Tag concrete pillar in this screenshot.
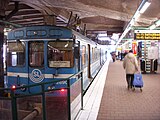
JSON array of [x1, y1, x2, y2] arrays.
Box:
[[44, 15, 56, 25], [0, 0, 9, 96]]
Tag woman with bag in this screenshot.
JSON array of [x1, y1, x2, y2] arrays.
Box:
[[123, 50, 139, 90]]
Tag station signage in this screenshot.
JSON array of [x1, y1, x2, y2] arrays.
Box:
[[134, 30, 160, 40]]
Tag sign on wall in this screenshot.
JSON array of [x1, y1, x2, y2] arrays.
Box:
[[134, 30, 160, 40]]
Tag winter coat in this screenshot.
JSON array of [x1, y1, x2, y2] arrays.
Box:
[[123, 52, 139, 74]]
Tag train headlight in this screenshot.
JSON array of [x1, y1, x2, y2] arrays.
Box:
[[60, 89, 65, 92], [11, 85, 16, 90]]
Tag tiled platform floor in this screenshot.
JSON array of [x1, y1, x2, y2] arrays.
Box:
[[76, 57, 160, 120], [97, 61, 160, 120]]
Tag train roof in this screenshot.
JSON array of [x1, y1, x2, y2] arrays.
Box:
[[72, 30, 98, 46], [7, 25, 73, 40], [7, 25, 99, 46]]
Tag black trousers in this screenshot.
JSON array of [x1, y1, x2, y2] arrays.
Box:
[[126, 74, 134, 88]]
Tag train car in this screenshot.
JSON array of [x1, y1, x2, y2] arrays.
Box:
[[6, 25, 107, 95], [4, 25, 107, 120]]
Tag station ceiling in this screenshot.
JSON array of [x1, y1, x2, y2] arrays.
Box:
[[0, 0, 160, 45]]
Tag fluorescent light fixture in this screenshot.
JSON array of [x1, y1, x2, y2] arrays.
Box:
[[155, 20, 160, 26], [98, 36, 110, 41], [134, 12, 141, 21], [98, 33, 107, 37], [139, 1, 151, 14], [149, 24, 156, 30], [111, 33, 120, 40], [115, 0, 151, 48], [115, 27, 131, 48], [149, 19, 160, 30], [111, 40, 116, 45], [130, 19, 134, 26], [97, 33, 109, 40]]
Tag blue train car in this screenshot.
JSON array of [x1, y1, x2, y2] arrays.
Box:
[[6, 25, 107, 95]]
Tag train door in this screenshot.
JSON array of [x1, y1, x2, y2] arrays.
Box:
[[28, 41, 45, 93], [87, 44, 91, 78], [7, 41, 27, 92], [74, 41, 80, 72]]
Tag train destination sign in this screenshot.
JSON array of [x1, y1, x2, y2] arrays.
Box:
[[134, 30, 160, 40]]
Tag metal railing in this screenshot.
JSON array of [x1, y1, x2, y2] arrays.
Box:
[[0, 70, 83, 120]]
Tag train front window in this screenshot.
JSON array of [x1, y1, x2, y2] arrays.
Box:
[[7, 41, 25, 67], [29, 42, 44, 67], [48, 41, 73, 68]]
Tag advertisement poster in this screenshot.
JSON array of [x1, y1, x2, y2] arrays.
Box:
[[132, 41, 137, 55]]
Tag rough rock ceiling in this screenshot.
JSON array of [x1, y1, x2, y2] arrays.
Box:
[[0, 0, 160, 45]]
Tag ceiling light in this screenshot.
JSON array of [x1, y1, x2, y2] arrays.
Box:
[[115, 0, 151, 48], [139, 1, 151, 14], [98, 33, 107, 37], [155, 20, 160, 26], [149, 24, 156, 30], [98, 36, 110, 41], [111, 33, 120, 40], [130, 19, 135, 26], [134, 12, 141, 21], [149, 19, 160, 30]]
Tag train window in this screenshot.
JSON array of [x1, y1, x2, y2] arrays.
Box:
[[7, 41, 25, 67], [27, 30, 47, 36], [29, 41, 44, 67], [48, 41, 73, 68], [95, 49, 100, 60], [49, 29, 63, 36], [14, 30, 24, 38]]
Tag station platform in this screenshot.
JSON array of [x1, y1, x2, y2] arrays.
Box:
[[76, 56, 160, 120]]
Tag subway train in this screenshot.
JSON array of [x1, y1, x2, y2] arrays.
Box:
[[6, 25, 107, 95]]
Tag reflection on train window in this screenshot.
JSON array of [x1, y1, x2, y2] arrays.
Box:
[[29, 41, 44, 67], [82, 46, 86, 66], [94, 48, 99, 61], [97, 49, 100, 60], [48, 41, 73, 68], [7, 41, 25, 67]]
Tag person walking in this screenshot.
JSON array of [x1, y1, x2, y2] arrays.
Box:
[[123, 50, 139, 90], [111, 52, 116, 62]]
